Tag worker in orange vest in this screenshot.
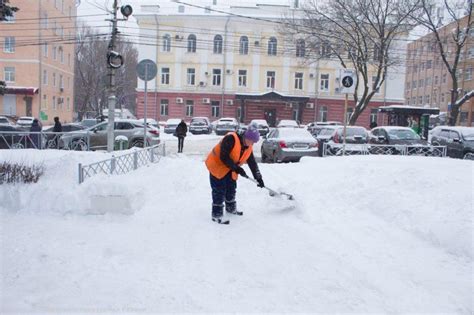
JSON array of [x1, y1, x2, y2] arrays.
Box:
[[205, 126, 264, 224]]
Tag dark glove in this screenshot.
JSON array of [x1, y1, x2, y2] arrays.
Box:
[[235, 166, 248, 178], [256, 177, 265, 188]]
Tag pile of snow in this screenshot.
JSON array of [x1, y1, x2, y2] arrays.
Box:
[[0, 147, 472, 313]]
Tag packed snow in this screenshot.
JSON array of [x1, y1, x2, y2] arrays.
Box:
[[0, 133, 472, 314]]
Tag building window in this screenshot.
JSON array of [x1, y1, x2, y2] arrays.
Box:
[[66, 97, 70, 110], [211, 101, 220, 117], [425, 94, 430, 104], [238, 69, 247, 87], [294, 0, 300, 8], [3, 12, 15, 22], [4, 37, 15, 53], [239, 36, 248, 55], [418, 79, 423, 88], [68, 53, 71, 66], [426, 60, 432, 69], [294, 72, 303, 90], [52, 73, 56, 86], [212, 69, 221, 86], [161, 67, 170, 85], [318, 105, 327, 122], [163, 34, 171, 52], [53, 46, 57, 60], [42, 94, 47, 110], [441, 93, 445, 103], [434, 76, 439, 85], [321, 41, 331, 58], [52, 96, 56, 110], [43, 70, 48, 85], [178, 5, 185, 13], [4, 67, 15, 82], [213, 35, 223, 54], [187, 68, 195, 85], [43, 43, 48, 57], [266, 71, 275, 88], [268, 37, 277, 56], [418, 96, 423, 104], [412, 80, 417, 89], [59, 74, 64, 89], [320, 73, 329, 91], [465, 68, 472, 81], [346, 107, 354, 123], [187, 34, 196, 53], [59, 47, 64, 63], [370, 108, 378, 123], [186, 100, 194, 117], [442, 74, 447, 83], [296, 39, 305, 57], [160, 99, 169, 116], [460, 112, 468, 123]]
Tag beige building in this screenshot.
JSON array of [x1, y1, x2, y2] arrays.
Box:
[[134, 1, 406, 127], [405, 14, 474, 126], [0, 0, 78, 124]]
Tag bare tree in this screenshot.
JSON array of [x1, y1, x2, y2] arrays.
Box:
[[74, 25, 138, 120], [282, 0, 420, 124], [411, 0, 473, 125]]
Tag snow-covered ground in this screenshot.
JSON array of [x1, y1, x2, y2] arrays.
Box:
[[0, 133, 472, 314]]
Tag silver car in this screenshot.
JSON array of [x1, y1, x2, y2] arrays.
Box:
[[215, 118, 239, 135], [261, 128, 318, 163], [60, 119, 160, 151]]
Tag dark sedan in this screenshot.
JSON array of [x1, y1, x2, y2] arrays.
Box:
[[430, 126, 474, 159], [369, 126, 427, 154]]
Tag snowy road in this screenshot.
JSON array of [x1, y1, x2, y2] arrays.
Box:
[[0, 136, 472, 314]]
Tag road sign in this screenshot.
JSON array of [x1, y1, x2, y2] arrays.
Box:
[[136, 59, 157, 81], [339, 69, 357, 94]]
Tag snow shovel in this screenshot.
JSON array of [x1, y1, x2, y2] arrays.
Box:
[[245, 177, 295, 200]]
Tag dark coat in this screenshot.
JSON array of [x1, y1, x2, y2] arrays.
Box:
[[53, 121, 62, 133], [30, 120, 42, 149], [176, 121, 188, 137]]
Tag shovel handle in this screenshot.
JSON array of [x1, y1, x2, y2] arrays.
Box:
[[244, 176, 294, 200]]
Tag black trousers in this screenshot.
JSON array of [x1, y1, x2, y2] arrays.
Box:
[[210, 172, 237, 218], [178, 136, 184, 152]]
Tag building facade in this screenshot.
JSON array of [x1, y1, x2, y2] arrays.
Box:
[[0, 0, 78, 124], [135, 1, 405, 127], [405, 14, 474, 126]]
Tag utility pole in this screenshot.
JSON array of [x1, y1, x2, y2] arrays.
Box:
[[106, 0, 119, 152], [105, 1, 132, 152]]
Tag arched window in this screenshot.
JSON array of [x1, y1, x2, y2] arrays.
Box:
[[187, 34, 197, 53], [58, 46, 64, 63], [268, 37, 277, 56], [296, 39, 305, 57], [239, 36, 249, 55], [213, 35, 223, 54], [163, 34, 171, 52]]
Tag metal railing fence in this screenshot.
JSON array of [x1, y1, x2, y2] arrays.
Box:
[[0, 131, 91, 150], [322, 143, 447, 157], [78, 143, 166, 184]]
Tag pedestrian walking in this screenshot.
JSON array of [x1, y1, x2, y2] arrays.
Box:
[[175, 119, 188, 153], [53, 116, 62, 132], [30, 118, 42, 149], [205, 125, 265, 224]]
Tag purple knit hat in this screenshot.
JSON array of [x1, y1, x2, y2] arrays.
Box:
[[244, 126, 260, 143]]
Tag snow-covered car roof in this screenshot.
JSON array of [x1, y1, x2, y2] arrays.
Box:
[[250, 119, 269, 126], [277, 120, 299, 127], [274, 128, 315, 141], [165, 118, 182, 124]]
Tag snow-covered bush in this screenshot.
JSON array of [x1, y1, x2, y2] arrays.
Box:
[[0, 161, 44, 184]]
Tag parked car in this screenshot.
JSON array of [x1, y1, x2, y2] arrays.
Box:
[[429, 126, 474, 159], [164, 118, 182, 134], [249, 119, 270, 136], [189, 117, 212, 135], [368, 126, 427, 154], [315, 126, 340, 156], [0, 124, 48, 149], [215, 118, 239, 135], [308, 121, 342, 134], [261, 128, 318, 163], [59, 119, 160, 151], [16, 116, 35, 129], [138, 118, 159, 129], [43, 123, 87, 149], [277, 119, 299, 128], [0, 116, 14, 125], [324, 126, 369, 156], [238, 123, 248, 133]]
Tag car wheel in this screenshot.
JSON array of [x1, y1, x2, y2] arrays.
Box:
[[463, 152, 474, 160], [11, 143, 24, 149], [71, 139, 88, 151], [131, 139, 144, 148]]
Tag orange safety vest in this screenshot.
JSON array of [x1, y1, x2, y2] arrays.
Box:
[[205, 132, 253, 180]]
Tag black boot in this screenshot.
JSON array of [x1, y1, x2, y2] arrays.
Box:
[[212, 216, 230, 224]]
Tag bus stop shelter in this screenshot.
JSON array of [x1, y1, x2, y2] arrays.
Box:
[[378, 105, 440, 139]]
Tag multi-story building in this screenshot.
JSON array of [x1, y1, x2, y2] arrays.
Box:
[[134, 1, 405, 127], [405, 14, 474, 126], [0, 0, 78, 124]]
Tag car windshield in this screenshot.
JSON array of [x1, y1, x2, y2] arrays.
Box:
[[387, 129, 420, 140], [0, 118, 9, 124], [191, 119, 207, 125], [462, 129, 474, 140], [218, 119, 234, 124]]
